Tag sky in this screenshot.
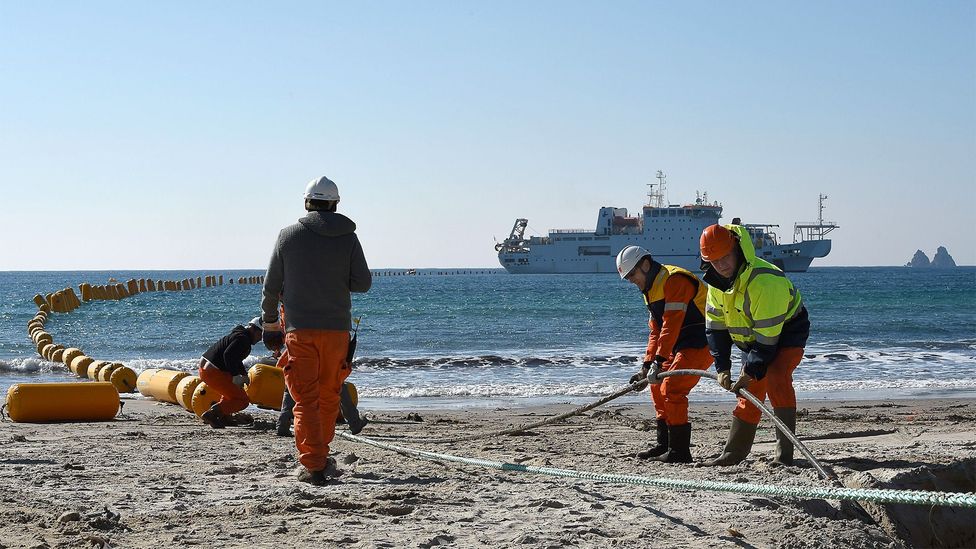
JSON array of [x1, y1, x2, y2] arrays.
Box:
[[1, 1, 974, 269]]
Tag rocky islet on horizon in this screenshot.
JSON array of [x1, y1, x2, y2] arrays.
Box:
[[907, 246, 958, 268]]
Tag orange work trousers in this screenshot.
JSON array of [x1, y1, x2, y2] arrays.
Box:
[[650, 346, 713, 425], [282, 329, 351, 471], [198, 361, 250, 415], [733, 346, 804, 425]]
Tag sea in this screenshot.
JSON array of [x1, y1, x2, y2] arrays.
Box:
[[2, 267, 974, 411]]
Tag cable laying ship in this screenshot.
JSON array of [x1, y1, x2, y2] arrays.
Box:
[[495, 171, 838, 274]]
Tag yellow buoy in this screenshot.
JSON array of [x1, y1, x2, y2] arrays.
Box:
[[61, 348, 84, 367], [97, 362, 121, 382], [87, 360, 112, 380], [190, 382, 220, 417], [141, 369, 189, 404], [5, 382, 119, 423], [35, 338, 53, 356], [32, 294, 46, 308], [174, 375, 202, 410], [108, 365, 137, 393], [43, 344, 64, 361], [39, 343, 55, 360], [245, 364, 285, 410], [136, 368, 161, 396], [50, 348, 66, 363], [33, 332, 52, 347], [68, 355, 95, 377]]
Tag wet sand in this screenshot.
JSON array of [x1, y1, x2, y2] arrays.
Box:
[[1, 396, 974, 548]]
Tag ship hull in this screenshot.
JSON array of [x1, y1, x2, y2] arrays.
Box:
[[499, 239, 831, 274]]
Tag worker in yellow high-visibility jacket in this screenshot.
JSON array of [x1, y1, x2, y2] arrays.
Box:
[[699, 224, 810, 466]]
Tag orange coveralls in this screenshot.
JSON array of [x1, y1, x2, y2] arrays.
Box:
[[645, 274, 713, 426]]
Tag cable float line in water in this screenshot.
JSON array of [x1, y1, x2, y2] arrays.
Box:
[[337, 431, 976, 509]]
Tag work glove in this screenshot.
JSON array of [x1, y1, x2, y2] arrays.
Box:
[[716, 370, 732, 391], [731, 373, 754, 394], [647, 356, 666, 385], [629, 362, 651, 385], [262, 320, 284, 352]]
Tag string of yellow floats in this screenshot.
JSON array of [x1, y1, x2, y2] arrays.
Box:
[[13, 274, 266, 422]]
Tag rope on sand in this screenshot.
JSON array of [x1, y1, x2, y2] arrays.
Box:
[[337, 431, 976, 509], [373, 369, 836, 481]]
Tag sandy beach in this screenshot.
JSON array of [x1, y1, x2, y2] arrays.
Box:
[[1, 396, 974, 549]]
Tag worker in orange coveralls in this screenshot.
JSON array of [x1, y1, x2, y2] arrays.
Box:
[[198, 318, 263, 428], [260, 175, 372, 485], [616, 245, 713, 463]]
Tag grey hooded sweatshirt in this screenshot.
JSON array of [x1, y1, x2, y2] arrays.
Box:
[[261, 211, 371, 331]]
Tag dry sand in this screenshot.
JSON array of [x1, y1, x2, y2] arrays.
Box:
[[1, 396, 974, 549]]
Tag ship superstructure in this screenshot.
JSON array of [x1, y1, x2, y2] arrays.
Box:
[[496, 173, 837, 274]]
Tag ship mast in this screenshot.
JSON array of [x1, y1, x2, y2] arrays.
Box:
[[647, 170, 667, 208], [793, 193, 839, 242]]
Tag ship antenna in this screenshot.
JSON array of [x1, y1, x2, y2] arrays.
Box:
[[648, 170, 667, 208], [818, 193, 828, 226]]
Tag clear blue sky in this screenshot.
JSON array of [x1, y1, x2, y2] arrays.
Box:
[[2, 1, 973, 269]]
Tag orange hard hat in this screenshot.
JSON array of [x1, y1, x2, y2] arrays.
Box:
[[700, 224, 735, 261]]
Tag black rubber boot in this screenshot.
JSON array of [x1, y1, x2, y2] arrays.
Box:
[[704, 417, 758, 466], [652, 423, 693, 463], [773, 407, 797, 466], [340, 383, 369, 435], [201, 403, 226, 429], [636, 418, 669, 459]]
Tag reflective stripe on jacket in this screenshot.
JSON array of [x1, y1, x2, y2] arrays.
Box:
[[643, 264, 708, 359], [703, 225, 810, 379]]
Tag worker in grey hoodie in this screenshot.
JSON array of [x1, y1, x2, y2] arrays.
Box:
[[260, 175, 372, 486]]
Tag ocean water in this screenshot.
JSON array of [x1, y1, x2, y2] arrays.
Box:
[[1, 267, 974, 410]]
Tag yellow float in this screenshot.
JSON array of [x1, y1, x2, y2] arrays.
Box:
[[61, 348, 84, 367], [88, 360, 111, 380], [245, 363, 285, 410], [190, 382, 220, 417], [108, 365, 137, 393], [4, 382, 119, 423], [139, 369, 189, 404], [68, 355, 95, 377], [175, 375, 202, 411]]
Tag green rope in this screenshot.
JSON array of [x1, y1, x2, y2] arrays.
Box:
[[337, 432, 976, 509]]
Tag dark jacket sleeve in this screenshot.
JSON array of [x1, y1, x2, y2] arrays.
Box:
[[349, 235, 372, 293], [222, 334, 252, 377], [706, 328, 734, 372], [743, 343, 778, 380], [261, 231, 285, 323]]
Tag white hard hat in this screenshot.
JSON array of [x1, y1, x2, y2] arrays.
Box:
[[616, 245, 651, 279], [247, 317, 263, 330], [304, 176, 340, 201]]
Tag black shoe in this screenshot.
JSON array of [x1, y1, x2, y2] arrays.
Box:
[[296, 458, 341, 485], [348, 416, 369, 436], [276, 425, 292, 437], [201, 404, 226, 429]]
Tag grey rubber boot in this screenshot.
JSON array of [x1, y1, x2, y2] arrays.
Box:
[[652, 423, 693, 464], [636, 418, 669, 459], [277, 388, 295, 437], [773, 407, 797, 466], [339, 383, 368, 435], [704, 417, 758, 466]]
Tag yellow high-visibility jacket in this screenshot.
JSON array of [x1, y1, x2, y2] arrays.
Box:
[[702, 225, 809, 379]]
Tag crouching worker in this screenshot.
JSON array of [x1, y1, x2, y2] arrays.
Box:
[[198, 317, 263, 429], [617, 245, 713, 463]]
